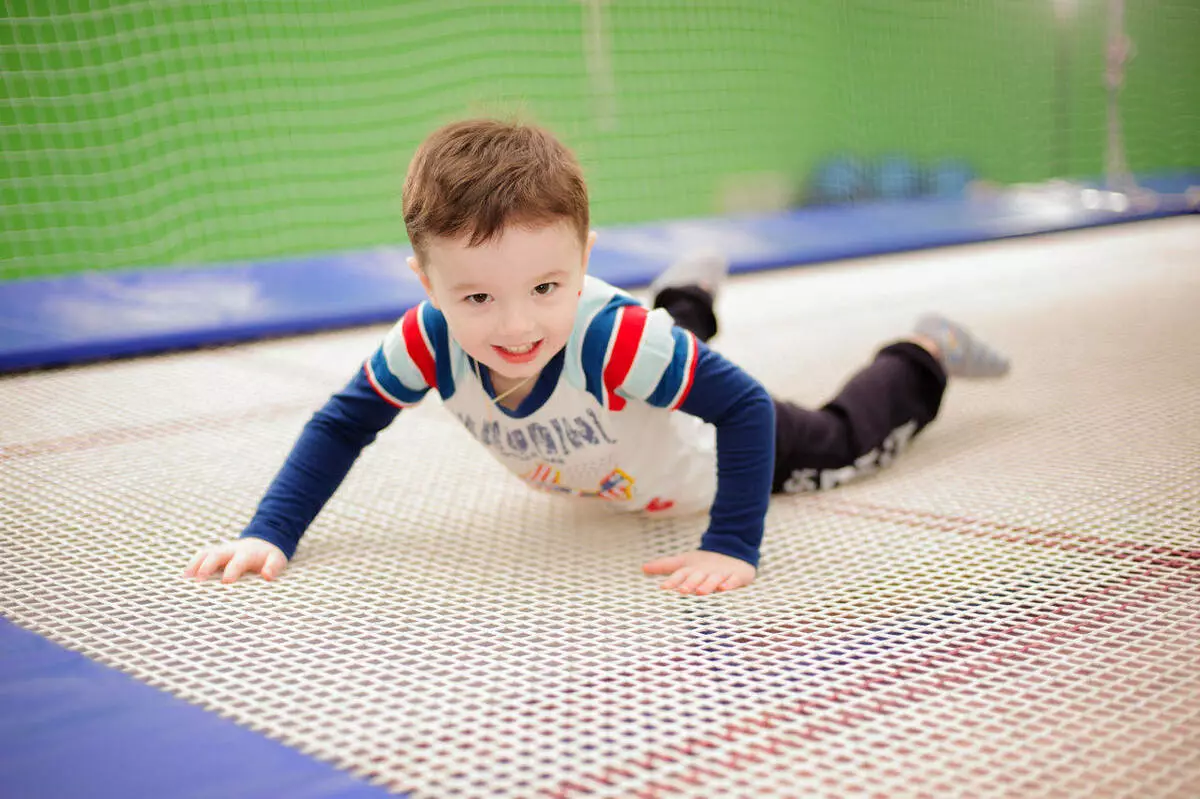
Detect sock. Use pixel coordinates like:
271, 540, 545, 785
649, 251, 730, 301
915, 314, 1011, 379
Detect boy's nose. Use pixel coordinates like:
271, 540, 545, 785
496, 302, 535, 339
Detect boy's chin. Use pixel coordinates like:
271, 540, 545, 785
476, 353, 541, 380
489, 361, 543, 381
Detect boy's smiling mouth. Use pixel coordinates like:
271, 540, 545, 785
493, 339, 544, 363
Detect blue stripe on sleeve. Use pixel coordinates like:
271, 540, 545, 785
368, 346, 428, 406
421, 303, 457, 400
580, 301, 617, 406
644, 326, 695, 408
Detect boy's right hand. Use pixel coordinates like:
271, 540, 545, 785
184, 538, 287, 584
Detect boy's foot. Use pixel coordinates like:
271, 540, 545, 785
914, 314, 1011, 379
649, 251, 730, 300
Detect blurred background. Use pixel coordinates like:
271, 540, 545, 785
2, 0, 1197, 281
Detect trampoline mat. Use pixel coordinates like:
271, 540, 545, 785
3, 217, 1198, 798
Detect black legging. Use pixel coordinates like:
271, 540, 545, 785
654, 285, 946, 494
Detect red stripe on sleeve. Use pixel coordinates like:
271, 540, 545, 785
602, 305, 648, 410
401, 305, 438, 389
671, 331, 699, 409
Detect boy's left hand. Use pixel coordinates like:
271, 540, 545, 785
642, 550, 756, 595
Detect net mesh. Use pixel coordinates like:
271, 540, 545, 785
4, 1, 1199, 279
3, 219, 1199, 797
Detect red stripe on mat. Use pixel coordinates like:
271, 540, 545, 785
0, 402, 314, 462
538, 566, 1196, 798
812, 498, 1200, 570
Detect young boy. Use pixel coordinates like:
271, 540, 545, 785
186, 119, 1009, 595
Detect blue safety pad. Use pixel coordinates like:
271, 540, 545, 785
1, 171, 1195, 372
0, 617, 397, 799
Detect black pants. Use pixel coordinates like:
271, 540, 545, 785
654, 285, 947, 494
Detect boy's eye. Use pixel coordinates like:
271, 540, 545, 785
465, 293, 491, 305
533, 282, 558, 296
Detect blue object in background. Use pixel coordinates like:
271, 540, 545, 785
930, 158, 977, 198
875, 155, 923, 200
811, 155, 868, 204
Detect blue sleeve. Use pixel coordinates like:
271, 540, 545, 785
677, 343, 775, 568
239, 368, 402, 559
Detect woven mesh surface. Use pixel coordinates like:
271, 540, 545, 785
3, 218, 1198, 798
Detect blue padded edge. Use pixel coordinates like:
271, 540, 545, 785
0, 617, 398, 799
1, 171, 1195, 373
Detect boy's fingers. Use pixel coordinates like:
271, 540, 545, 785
660, 567, 692, 590
262, 550, 286, 581
693, 572, 728, 596
183, 550, 208, 577
676, 570, 710, 594
195, 549, 230, 580
221, 552, 250, 584
719, 573, 751, 592
643, 555, 685, 575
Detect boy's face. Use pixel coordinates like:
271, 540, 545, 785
411, 222, 596, 384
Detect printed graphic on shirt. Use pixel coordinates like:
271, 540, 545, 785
522, 464, 635, 501
455, 409, 617, 465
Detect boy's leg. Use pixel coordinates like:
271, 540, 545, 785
773, 317, 1010, 493
654, 285, 718, 342
772, 342, 945, 493
649, 252, 729, 342
647, 250, 1011, 493
648, 254, 948, 491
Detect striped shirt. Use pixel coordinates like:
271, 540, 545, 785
242, 276, 774, 567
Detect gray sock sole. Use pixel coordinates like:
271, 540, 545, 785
649, 252, 730, 299
915, 314, 1011, 379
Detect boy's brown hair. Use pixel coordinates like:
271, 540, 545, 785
402, 119, 589, 264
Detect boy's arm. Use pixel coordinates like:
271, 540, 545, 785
239, 367, 402, 559
675, 344, 775, 567
184, 302, 443, 582
587, 298, 775, 570
239, 301, 444, 559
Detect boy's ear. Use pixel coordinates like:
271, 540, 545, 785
408, 256, 439, 308
581, 230, 598, 275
